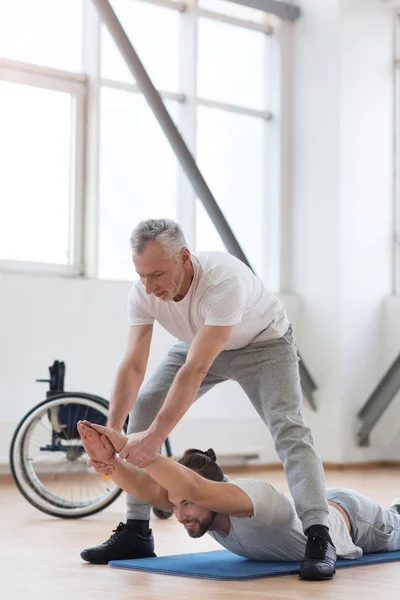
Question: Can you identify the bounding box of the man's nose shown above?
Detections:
[175,507,185,522]
[144,277,154,294]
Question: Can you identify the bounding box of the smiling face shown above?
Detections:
[133,240,191,302]
[169,496,217,538]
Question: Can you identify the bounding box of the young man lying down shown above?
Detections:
[77,421,400,580]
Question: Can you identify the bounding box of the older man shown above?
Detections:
[80,218,335,580]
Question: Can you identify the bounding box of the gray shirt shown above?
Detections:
[207,478,362,561]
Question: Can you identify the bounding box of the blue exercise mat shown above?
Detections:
[109,549,400,580]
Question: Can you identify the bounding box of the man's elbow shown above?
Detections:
[120,359,146,379]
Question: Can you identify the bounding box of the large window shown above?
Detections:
[1,0,279,285]
[98,0,274,282]
[0,1,85,274]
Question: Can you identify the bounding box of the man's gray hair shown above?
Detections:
[130,218,188,258]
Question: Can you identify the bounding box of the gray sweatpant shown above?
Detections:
[126,326,329,532]
[327,488,400,552]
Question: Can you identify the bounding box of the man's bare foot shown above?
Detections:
[80,420,128,453]
[77,422,115,463]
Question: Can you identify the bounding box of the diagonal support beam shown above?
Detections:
[299,361,317,411]
[228,0,301,22]
[357,353,400,447]
[91,0,316,409]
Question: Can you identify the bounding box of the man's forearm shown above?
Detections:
[144,455,201,500]
[107,364,145,430]
[147,367,204,440]
[109,457,168,507]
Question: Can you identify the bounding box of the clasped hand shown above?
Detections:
[84,421,163,470]
[118,429,163,468]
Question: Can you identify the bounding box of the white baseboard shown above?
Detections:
[169,417,276,462]
[0,421,15,474]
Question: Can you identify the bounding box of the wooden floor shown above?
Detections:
[1,467,400,600]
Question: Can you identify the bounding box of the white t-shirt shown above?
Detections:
[128,251,289,351]
[207,479,362,561]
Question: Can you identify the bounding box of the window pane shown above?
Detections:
[0,0,83,72]
[199,0,267,24]
[198,18,268,110]
[99,88,179,281]
[196,107,266,275]
[101,0,181,92]
[0,82,73,264]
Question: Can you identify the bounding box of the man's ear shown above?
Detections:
[181,247,191,266]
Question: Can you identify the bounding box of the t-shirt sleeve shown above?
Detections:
[203,277,245,327]
[127,284,154,326]
[233,479,294,525]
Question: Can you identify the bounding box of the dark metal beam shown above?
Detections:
[228,0,301,21]
[357,353,400,446]
[299,361,317,411]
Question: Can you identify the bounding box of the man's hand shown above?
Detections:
[118,430,163,468]
[80,420,127,453]
[81,420,163,468]
[77,421,115,464]
[87,458,115,476]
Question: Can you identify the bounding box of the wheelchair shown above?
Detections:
[9,360,173,520]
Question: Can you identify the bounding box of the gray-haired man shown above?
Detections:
[81,218,336,580]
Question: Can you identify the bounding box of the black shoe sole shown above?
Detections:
[80,555,108,565]
[299,568,336,581]
[80,551,156,564]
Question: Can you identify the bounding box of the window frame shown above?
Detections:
[0,58,86,276]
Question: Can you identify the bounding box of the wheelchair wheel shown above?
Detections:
[10,393,125,519]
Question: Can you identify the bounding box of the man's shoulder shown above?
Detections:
[195,250,241,268]
[231,478,288,504]
[231,478,294,524]
[194,251,251,283]
[231,477,270,489]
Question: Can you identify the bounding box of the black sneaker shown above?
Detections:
[299,534,337,581]
[80,522,156,564]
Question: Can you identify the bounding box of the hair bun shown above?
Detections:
[177,447,223,482]
[182,448,217,462]
[205,448,217,462]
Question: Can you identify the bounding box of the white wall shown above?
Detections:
[292,0,399,462]
[291,0,342,462]
[379,295,400,458]
[339,0,395,460]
